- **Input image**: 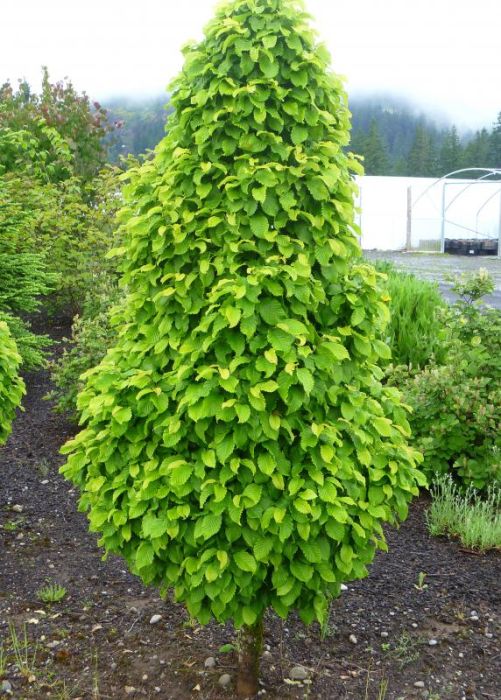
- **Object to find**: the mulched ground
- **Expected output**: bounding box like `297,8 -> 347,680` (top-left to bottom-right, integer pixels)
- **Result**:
0,316 -> 499,700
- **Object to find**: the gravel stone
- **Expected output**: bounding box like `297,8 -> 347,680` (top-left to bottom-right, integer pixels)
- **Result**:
349,634 -> 358,644
290,666 -> 308,681
204,656 -> 216,669
218,673 -> 231,687
149,614 -> 162,625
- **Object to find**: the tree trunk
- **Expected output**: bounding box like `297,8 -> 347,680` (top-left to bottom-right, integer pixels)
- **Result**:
236,616 -> 263,698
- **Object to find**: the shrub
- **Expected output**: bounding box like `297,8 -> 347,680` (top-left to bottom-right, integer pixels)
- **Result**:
399,270 -> 500,490
0,321 -> 25,445
426,475 -> 501,551
372,261 -> 446,368
49,276 -> 120,417
60,1 -> 424,694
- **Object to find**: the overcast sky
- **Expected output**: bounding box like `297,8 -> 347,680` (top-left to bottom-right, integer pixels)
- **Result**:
2,0 -> 500,129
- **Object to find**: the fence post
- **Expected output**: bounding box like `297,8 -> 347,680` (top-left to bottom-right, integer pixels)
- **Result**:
406,186 -> 412,251
440,182 -> 447,254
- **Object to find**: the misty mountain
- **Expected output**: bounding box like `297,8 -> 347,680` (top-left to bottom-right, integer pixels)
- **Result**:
104,93 -> 501,178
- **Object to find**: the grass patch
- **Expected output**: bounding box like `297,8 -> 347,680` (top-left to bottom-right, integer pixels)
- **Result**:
426,475 -> 501,551
371,261 -> 446,368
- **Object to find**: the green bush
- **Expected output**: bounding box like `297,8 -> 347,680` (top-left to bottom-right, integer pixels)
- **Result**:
49,277 -> 120,417
373,261 -> 446,368
60,0 -> 424,692
0,321 -> 25,445
0,163 -> 57,368
399,271 -> 500,490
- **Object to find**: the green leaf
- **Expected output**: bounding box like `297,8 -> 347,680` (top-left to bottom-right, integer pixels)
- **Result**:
194,514 -> 223,541
307,177 -> 329,201
277,319 -> 309,337
142,512 -> 167,539
290,559 -> 313,583
291,125 -> 308,145
135,541 -> 154,570
296,368 -> 314,394
234,551 -> 257,573
113,406 -> 132,424
373,417 -> 393,437
257,453 -> 275,476
250,214 -> 268,237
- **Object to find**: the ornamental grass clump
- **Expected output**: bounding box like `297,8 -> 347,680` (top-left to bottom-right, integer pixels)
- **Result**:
60,0 -> 424,694
0,321 -> 24,445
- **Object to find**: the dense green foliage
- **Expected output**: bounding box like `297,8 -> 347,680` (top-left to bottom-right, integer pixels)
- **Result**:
1,68 -> 114,182
0,321 -> 24,445
374,263 -> 446,368
61,0 -> 423,631
50,277 -> 120,417
1,75 -> 122,315
396,271 -> 500,490
0,126 -> 60,367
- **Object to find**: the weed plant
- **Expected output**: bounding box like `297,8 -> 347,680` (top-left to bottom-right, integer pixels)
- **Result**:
426,475 -> 501,551
37,583 -> 67,604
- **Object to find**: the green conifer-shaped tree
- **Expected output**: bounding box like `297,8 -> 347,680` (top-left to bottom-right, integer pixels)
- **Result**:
0,321 -> 24,445
61,0 -> 424,694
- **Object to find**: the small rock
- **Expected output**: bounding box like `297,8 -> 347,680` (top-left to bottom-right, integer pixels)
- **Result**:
458,652 -> 464,658
349,634 -> 358,644
485,632 -> 493,639
414,681 -> 425,688
204,657 -> 216,669
340,584 -> 348,591
263,650 -> 272,659
290,666 -> 308,681
12,504 -> 23,513
91,624 -> 103,633
124,687 -> 136,696
470,615 -> 479,622
218,673 -> 231,688
41,480 -> 49,485
47,640 -> 61,649
1,680 -> 13,695
149,614 -> 162,625
428,639 -> 438,646
380,631 -> 389,638
411,623 -> 418,628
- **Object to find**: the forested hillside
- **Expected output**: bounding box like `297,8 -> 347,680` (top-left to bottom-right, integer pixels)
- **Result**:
105,93 -> 501,178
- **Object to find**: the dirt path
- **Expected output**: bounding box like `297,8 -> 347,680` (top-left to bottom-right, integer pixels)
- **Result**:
1,318 -> 500,700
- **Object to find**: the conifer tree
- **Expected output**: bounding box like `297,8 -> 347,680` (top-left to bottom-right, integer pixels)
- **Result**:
61,0 -> 424,694
439,126 -> 464,175
361,119 -> 390,175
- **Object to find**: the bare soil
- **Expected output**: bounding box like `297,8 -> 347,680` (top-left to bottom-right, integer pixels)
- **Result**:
1,316 -> 499,700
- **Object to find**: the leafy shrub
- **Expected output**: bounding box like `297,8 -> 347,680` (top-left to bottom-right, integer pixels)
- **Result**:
398,270 -> 500,490
60,0 -> 424,693
50,276 -> 120,417
0,159 -> 58,368
426,475 -> 500,551
373,261 -> 446,367
0,321 -> 25,445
